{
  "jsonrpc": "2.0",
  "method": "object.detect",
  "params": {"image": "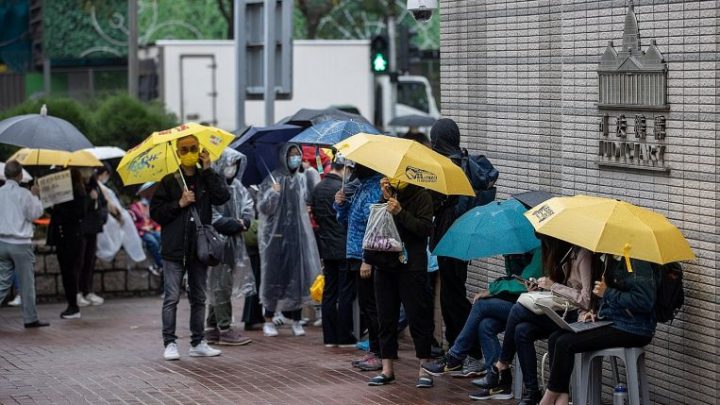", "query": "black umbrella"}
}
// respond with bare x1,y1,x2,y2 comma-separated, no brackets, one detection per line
0,105,93,152
388,114,437,128
512,190,555,209
281,108,373,129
